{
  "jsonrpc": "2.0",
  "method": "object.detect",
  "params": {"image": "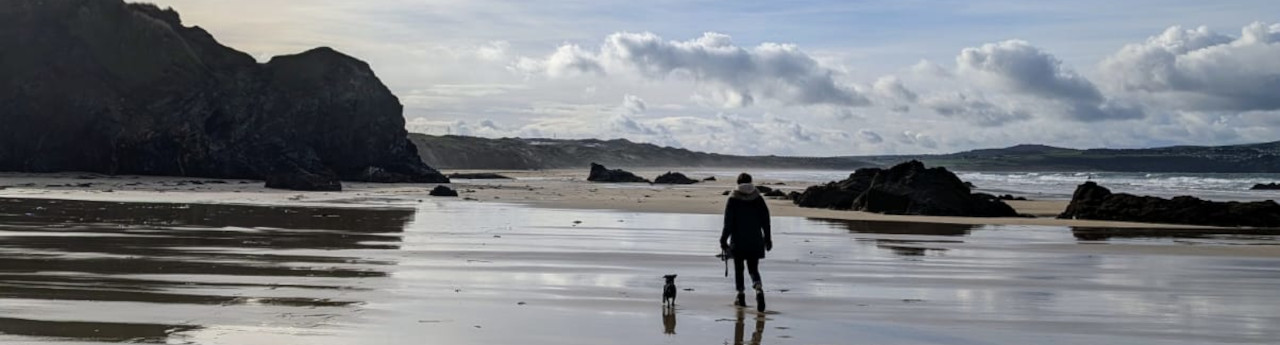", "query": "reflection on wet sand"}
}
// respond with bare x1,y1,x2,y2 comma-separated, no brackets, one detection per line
731,308,766,345
1072,226,1280,241
813,218,976,236
0,198,412,343
0,317,198,343
662,305,676,335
